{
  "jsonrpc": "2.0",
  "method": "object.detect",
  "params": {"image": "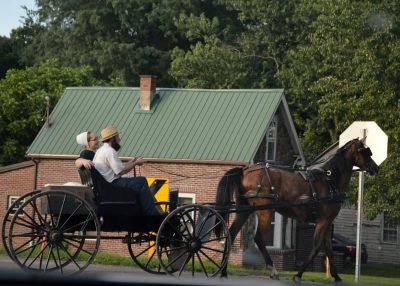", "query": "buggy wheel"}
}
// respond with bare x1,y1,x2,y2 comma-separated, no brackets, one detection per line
2,190,41,261
155,204,231,278
127,232,167,274
8,190,100,275
127,202,170,274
